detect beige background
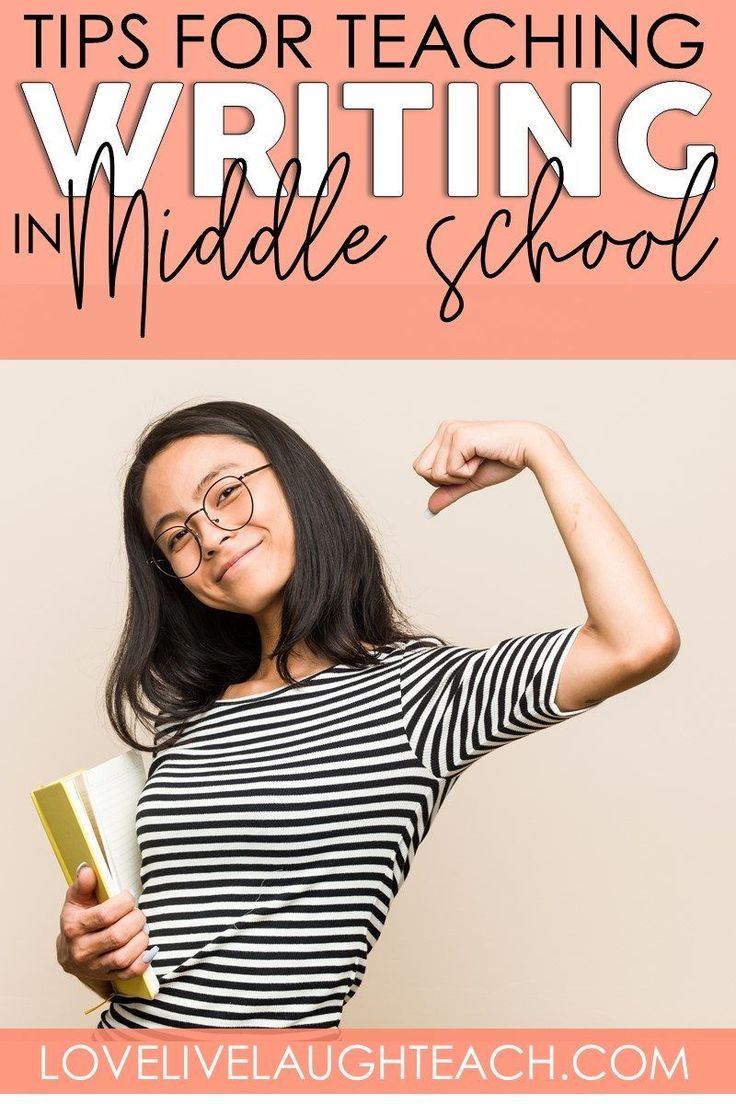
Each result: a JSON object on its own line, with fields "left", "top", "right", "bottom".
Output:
{"left": 3, "top": 359, "right": 734, "bottom": 1028}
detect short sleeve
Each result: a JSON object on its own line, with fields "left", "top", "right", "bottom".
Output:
{"left": 399, "top": 625, "right": 594, "bottom": 780}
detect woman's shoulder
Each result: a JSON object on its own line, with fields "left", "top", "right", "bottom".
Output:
{"left": 385, "top": 634, "right": 447, "bottom": 655}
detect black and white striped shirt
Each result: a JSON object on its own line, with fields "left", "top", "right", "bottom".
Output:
{"left": 98, "top": 625, "right": 592, "bottom": 1029}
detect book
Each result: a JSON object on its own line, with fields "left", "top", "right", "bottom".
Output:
{"left": 31, "top": 748, "right": 159, "bottom": 1001}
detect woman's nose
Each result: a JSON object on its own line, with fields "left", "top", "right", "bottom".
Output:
{"left": 186, "top": 511, "right": 229, "bottom": 553}
{"left": 200, "top": 523, "right": 233, "bottom": 555}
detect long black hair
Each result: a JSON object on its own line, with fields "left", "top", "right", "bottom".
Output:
{"left": 105, "top": 399, "right": 438, "bottom": 752}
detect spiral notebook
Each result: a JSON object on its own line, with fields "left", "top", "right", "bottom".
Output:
{"left": 31, "top": 748, "right": 159, "bottom": 1002}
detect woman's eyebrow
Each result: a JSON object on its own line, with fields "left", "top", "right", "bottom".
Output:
{"left": 152, "top": 462, "right": 240, "bottom": 537}
{"left": 193, "top": 462, "right": 238, "bottom": 498}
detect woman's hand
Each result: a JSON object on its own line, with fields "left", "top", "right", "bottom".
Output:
{"left": 56, "top": 863, "right": 158, "bottom": 997}
{"left": 413, "top": 419, "right": 551, "bottom": 515}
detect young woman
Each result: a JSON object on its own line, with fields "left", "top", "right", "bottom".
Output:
{"left": 56, "top": 400, "right": 680, "bottom": 1029}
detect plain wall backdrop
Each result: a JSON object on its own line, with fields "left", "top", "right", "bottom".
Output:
{"left": 4, "top": 358, "right": 734, "bottom": 1027}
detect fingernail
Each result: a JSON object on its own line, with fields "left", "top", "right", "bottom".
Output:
{"left": 142, "top": 946, "right": 159, "bottom": 963}
{"left": 423, "top": 507, "right": 436, "bottom": 519}
{"left": 128, "top": 887, "right": 138, "bottom": 902}
{"left": 75, "top": 861, "right": 89, "bottom": 875}
{"left": 143, "top": 922, "right": 150, "bottom": 935}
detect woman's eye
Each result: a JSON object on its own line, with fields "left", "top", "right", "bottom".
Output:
{"left": 168, "top": 529, "right": 188, "bottom": 552}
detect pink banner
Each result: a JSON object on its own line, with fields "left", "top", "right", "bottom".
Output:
{"left": 1, "top": 1, "right": 733, "bottom": 356}
{"left": 1, "top": 1027, "right": 735, "bottom": 1093}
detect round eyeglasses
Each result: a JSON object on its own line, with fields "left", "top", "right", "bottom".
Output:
{"left": 149, "top": 463, "right": 272, "bottom": 579}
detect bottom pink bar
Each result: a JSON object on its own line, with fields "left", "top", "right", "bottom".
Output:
{"left": 0, "top": 1027, "right": 734, "bottom": 1093}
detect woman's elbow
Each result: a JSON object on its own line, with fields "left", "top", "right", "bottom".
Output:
{"left": 624, "top": 618, "right": 681, "bottom": 680}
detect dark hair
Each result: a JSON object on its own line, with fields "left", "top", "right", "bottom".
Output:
{"left": 105, "top": 399, "right": 439, "bottom": 752}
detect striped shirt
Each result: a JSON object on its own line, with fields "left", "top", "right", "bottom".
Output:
{"left": 98, "top": 624, "right": 593, "bottom": 1029}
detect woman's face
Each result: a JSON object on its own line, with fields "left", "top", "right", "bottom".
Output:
{"left": 140, "top": 434, "right": 296, "bottom": 616}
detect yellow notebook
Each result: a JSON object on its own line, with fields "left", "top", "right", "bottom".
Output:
{"left": 31, "top": 748, "right": 159, "bottom": 1002}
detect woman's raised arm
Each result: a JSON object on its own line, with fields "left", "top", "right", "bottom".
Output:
{"left": 413, "top": 419, "right": 681, "bottom": 713}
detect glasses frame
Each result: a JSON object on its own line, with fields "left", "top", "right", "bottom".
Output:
{"left": 149, "top": 462, "right": 272, "bottom": 580}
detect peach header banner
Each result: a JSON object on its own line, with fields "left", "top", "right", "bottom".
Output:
{"left": 0, "top": 0, "right": 734, "bottom": 358}
{"left": 0, "top": 1028, "right": 734, "bottom": 1094}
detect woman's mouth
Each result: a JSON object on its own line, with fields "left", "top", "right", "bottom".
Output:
{"left": 218, "top": 541, "right": 262, "bottom": 581}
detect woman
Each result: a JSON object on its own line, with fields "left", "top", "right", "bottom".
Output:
{"left": 56, "top": 400, "right": 679, "bottom": 1028}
